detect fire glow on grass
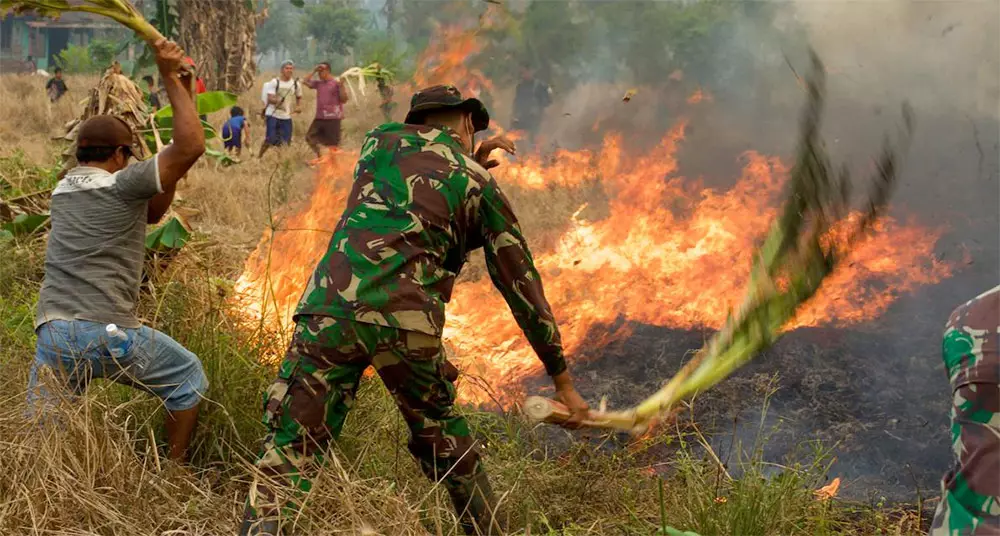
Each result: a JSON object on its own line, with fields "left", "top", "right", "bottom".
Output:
{"left": 234, "top": 116, "right": 953, "bottom": 404}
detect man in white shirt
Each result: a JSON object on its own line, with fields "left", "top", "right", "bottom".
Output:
{"left": 258, "top": 60, "right": 302, "bottom": 157}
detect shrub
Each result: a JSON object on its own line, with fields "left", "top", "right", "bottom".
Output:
{"left": 54, "top": 43, "right": 95, "bottom": 73}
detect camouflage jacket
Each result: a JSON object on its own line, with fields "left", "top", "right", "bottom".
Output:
{"left": 943, "top": 285, "right": 999, "bottom": 388}
{"left": 931, "top": 285, "right": 1000, "bottom": 535}
{"left": 295, "top": 123, "right": 566, "bottom": 376}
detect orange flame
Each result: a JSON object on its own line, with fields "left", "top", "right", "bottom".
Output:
{"left": 687, "top": 88, "right": 712, "bottom": 104}
{"left": 234, "top": 26, "right": 954, "bottom": 404}
{"left": 815, "top": 477, "right": 842, "bottom": 501}
{"left": 235, "top": 120, "right": 953, "bottom": 402}
{"left": 234, "top": 150, "right": 357, "bottom": 338}
{"left": 409, "top": 25, "right": 493, "bottom": 100}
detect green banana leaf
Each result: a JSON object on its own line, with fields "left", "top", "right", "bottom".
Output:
{"left": 141, "top": 117, "right": 218, "bottom": 153}
{"left": 205, "top": 148, "right": 239, "bottom": 167}
{"left": 145, "top": 217, "right": 190, "bottom": 252}
{"left": 154, "top": 91, "right": 239, "bottom": 120}
{"left": 1, "top": 213, "right": 50, "bottom": 235}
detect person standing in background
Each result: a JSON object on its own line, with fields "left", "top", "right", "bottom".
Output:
{"left": 511, "top": 65, "right": 552, "bottom": 145}
{"left": 258, "top": 60, "right": 301, "bottom": 158}
{"left": 303, "top": 61, "right": 348, "bottom": 157}
{"left": 142, "top": 75, "right": 162, "bottom": 112}
{"left": 183, "top": 57, "right": 207, "bottom": 121}
{"left": 45, "top": 68, "right": 68, "bottom": 102}
{"left": 378, "top": 77, "right": 394, "bottom": 122}
{"left": 375, "top": 64, "right": 395, "bottom": 122}
{"left": 23, "top": 55, "right": 36, "bottom": 75}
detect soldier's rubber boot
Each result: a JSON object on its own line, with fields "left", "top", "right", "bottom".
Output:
{"left": 450, "top": 469, "right": 505, "bottom": 535}
{"left": 238, "top": 514, "right": 281, "bottom": 536}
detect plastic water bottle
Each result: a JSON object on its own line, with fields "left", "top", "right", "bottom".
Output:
{"left": 105, "top": 324, "right": 130, "bottom": 359}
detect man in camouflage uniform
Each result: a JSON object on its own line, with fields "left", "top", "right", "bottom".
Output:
{"left": 931, "top": 285, "right": 999, "bottom": 535}
{"left": 240, "top": 85, "right": 590, "bottom": 536}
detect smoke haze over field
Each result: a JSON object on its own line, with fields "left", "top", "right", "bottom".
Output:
{"left": 795, "top": 0, "right": 999, "bottom": 118}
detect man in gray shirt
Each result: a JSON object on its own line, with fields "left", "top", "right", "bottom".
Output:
{"left": 28, "top": 39, "right": 207, "bottom": 462}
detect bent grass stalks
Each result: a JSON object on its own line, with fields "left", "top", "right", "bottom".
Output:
{"left": 525, "top": 48, "right": 915, "bottom": 434}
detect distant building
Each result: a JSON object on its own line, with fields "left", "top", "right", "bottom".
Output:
{"left": 0, "top": 12, "right": 120, "bottom": 73}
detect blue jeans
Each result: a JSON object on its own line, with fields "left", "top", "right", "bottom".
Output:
{"left": 28, "top": 320, "right": 208, "bottom": 412}
{"left": 265, "top": 116, "right": 293, "bottom": 146}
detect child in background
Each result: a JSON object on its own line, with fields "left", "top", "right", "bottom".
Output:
{"left": 222, "top": 106, "right": 250, "bottom": 157}
{"left": 142, "top": 75, "right": 162, "bottom": 111}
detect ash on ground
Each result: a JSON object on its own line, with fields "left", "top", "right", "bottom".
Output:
{"left": 518, "top": 255, "right": 996, "bottom": 503}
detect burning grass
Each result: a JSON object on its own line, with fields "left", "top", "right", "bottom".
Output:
{"left": 0, "top": 148, "right": 929, "bottom": 534}
{"left": 0, "top": 237, "right": 926, "bottom": 535}
{"left": 0, "top": 70, "right": 939, "bottom": 534}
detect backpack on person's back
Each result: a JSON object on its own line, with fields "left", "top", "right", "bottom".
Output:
{"left": 261, "top": 78, "right": 299, "bottom": 119}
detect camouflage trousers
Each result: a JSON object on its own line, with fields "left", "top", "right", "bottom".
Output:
{"left": 930, "top": 381, "right": 1000, "bottom": 535}
{"left": 243, "top": 315, "right": 501, "bottom": 535}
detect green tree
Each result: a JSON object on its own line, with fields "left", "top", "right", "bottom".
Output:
{"left": 88, "top": 39, "right": 119, "bottom": 69}
{"left": 258, "top": 1, "right": 304, "bottom": 58}
{"left": 355, "top": 30, "right": 407, "bottom": 77}
{"left": 302, "top": 0, "right": 364, "bottom": 58}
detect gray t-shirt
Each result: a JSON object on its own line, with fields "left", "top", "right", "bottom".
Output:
{"left": 35, "top": 156, "right": 162, "bottom": 329}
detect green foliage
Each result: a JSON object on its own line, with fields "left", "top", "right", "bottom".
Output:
{"left": 143, "top": 91, "right": 236, "bottom": 153}
{"left": 302, "top": 0, "right": 363, "bottom": 57}
{"left": 145, "top": 217, "right": 190, "bottom": 252}
{"left": 355, "top": 31, "right": 406, "bottom": 78}
{"left": 204, "top": 147, "right": 240, "bottom": 167}
{"left": 154, "top": 91, "right": 239, "bottom": 119}
{"left": 0, "top": 150, "right": 61, "bottom": 197}
{"left": 54, "top": 43, "right": 97, "bottom": 73}
{"left": 511, "top": 0, "right": 585, "bottom": 82}
{"left": 1, "top": 213, "right": 49, "bottom": 235}
{"left": 129, "top": 0, "right": 180, "bottom": 76}
{"left": 88, "top": 38, "right": 119, "bottom": 68}
{"left": 257, "top": 0, "right": 303, "bottom": 56}
{"left": 142, "top": 117, "right": 219, "bottom": 154}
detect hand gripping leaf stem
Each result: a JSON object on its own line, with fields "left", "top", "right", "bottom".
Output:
{"left": 1, "top": 0, "right": 164, "bottom": 45}
{"left": 524, "top": 49, "right": 915, "bottom": 434}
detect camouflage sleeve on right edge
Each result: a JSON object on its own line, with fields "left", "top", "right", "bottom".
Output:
{"left": 478, "top": 177, "right": 567, "bottom": 377}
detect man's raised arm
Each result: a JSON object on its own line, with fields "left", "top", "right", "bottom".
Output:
{"left": 147, "top": 39, "right": 205, "bottom": 223}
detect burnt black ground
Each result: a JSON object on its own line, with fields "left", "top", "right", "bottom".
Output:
{"left": 517, "top": 246, "right": 996, "bottom": 503}
{"left": 510, "top": 83, "right": 999, "bottom": 503}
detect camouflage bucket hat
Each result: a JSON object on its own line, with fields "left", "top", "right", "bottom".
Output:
{"left": 405, "top": 85, "right": 490, "bottom": 132}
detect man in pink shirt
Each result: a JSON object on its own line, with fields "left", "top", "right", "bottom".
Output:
{"left": 304, "top": 62, "right": 348, "bottom": 157}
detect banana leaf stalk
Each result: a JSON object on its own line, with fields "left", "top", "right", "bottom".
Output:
{"left": 340, "top": 63, "right": 394, "bottom": 105}
{"left": 525, "top": 49, "right": 914, "bottom": 434}
{"left": 1, "top": 0, "right": 164, "bottom": 45}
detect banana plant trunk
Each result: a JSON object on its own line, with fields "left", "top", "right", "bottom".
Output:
{"left": 178, "top": 0, "right": 260, "bottom": 94}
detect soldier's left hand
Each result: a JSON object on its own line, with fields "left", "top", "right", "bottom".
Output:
{"left": 475, "top": 135, "right": 516, "bottom": 170}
